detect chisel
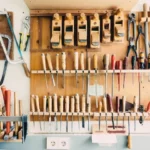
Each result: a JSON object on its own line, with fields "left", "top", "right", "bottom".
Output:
{"left": 133, "top": 96, "right": 138, "bottom": 131}
{"left": 53, "top": 94, "right": 58, "bottom": 130}
{"left": 87, "top": 97, "right": 91, "bottom": 131}
{"left": 93, "top": 54, "right": 98, "bottom": 108}
{"left": 123, "top": 57, "right": 128, "bottom": 88}
{"left": 31, "top": 95, "right": 35, "bottom": 127}
{"left": 116, "top": 96, "right": 119, "bottom": 128}
{"left": 75, "top": 94, "right": 80, "bottom": 130}
{"left": 111, "top": 54, "right": 115, "bottom": 98}
{"left": 46, "top": 53, "right": 56, "bottom": 86}
{"left": 48, "top": 96, "right": 52, "bottom": 131}
{"left": 122, "top": 96, "right": 126, "bottom": 129}
{"left": 80, "top": 52, "right": 85, "bottom": 90}
{"left": 74, "top": 51, "right": 79, "bottom": 88}
{"left": 148, "top": 53, "right": 150, "bottom": 81}
{"left": 103, "top": 96, "right": 107, "bottom": 131}
{"left": 35, "top": 95, "right": 42, "bottom": 130}
{"left": 81, "top": 95, "right": 85, "bottom": 128}
{"left": 128, "top": 115, "right": 132, "bottom": 149}
{"left": 56, "top": 54, "right": 59, "bottom": 88}
{"left": 71, "top": 96, "right": 75, "bottom": 132}
{"left": 131, "top": 56, "right": 136, "bottom": 84}
{"left": 59, "top": 96, "right": 64, "bottom": 132}
{"left": 87, "top": 58, "right": 91, "bottom": 104}
{"left": 41, "top": 53, "right": 48, "bottom": 88}
{"left": 65, "top": 96, "right": 69, "bottom": 132}
{"left": 62, "top": 52, "right": 66, "bottom": 88}
{"left": 43, "top": 96, "right": 47, "bottom": 130}
{"left": 98, "top": 100, "right": 102, "bottom": 131}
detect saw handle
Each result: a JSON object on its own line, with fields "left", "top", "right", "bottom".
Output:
{"left": 80, "top": 52, "right": 84, "bottom": 70}
{"left": 56, "top": 54, "right": 59, "bottom": 70}
{"left": 46, "top": 53, "right": 53, "bottom": 71}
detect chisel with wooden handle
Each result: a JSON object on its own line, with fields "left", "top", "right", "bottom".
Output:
{"left": 53, "top": 94, "right": 58, "bottom": 130}
{"left": 48, "top": 95, "right": 52, "bottom": 131}
{"left": 59, "top": 96, "right": 64, "bottom": 131}
{"left": 31, "top": 95, "right": 35, "bottom": 127}
{"left": 56, "top": 54, "right": 59, "bottom": 88}
{"left": 62, "top": 52, "right": 66, "bottom": 88}
{"left": 111, "top": 54, "right": 115, "bottom": 98}
{"left": 80, "top": 52, "right": 85, "bottom": 90}
{"left": 65, "top": 96, "right": 69, "bottom": 132}
{"left": 75, "top": 94, "right": 80, "bottom": 130}
{"left": 43, "top": 96, "right": 47, "bottom": 130}
{"left": 98, "top": 100, "right": 102, "bottom": 131}
{"left": 74, "top": 52, "right": 79, "bottom": 88}
{"left": 87, "top": 58, "right": 91, "bottom": 104}
{"left": 81, "top": 95, "right": 85, "bottom": 128}
{"left": 71, "top": 96, "right": 75, "bottom": 132}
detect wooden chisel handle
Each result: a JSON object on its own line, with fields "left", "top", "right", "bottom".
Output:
{"left": 143, "top": 3, "right": 148, "bottom": 18}
{"left": 93, "top": 54, "right": 98, "bottom": 70}
{"left": 111, "top": 54, "right": 115, "bottom": 70}
{"left": 35, "top": 95, "right": 40, "bottom": 112}
{"left": 1, "top": 86, "right": 6, "bottom": 106}
{"left": 88, "top": 58, "right": 91, "bottom": 71}
{"left": 43, "top": 96, "right": 47, "bottom": 112}
{"left": 71, "top": 96, "right": 75, "bottom": 113}
{"left": 41, "top": 53, "right": 47, "bottom": 71}
{"left": 133, "top": 96, "right": 138, "bottom": 113}
{"left": 62, "top": 52, "right": 66, "bottom": 70}
{"left": 14, "top": 92, "right": 19, "bottom": 116}
{"left": 128, "top": 135, "right": 132, "bottom": 149}
{"left": 46, "top": 53, "right": 53, "bottom": 71}
{"left": 107, "top": 94, "right": 113, "bottom": 112}
{"left": 59, "top": 96, "right": 64, "bottom": 113}
{"left": 65, "top": 96, "right": 69, "bottom": 113}
{"left": 80, "top": 52, "right": 84, "bottom": 70}
{"left": 103, "top": 54, "right": 110, "bottom": 70}
{"left": 74, "top": 52, "right": 79, "bottom": 70}
{"left": 53, "top": 94, "right": 58, "bottom": 112}
{"left": 19, "top": 100, "right": 22, "bottom": 116}
{"left": 48, "top": 96, "right": 52, "bottom": 113}
{"left": 81, "top": 95, "right": 86, "bottom": 113}
{"left": 75, "top": 94, "right": 80, "bottom": 112}
{"left": 122, "top": 96, "right": 126, "bottom": 113}
{"left": 98, "top": 100, "right": 102, "bottom": 113}
{"left": 103, "top": 97, "right": 107, "bottom": 113}
{"left": 56, "top": 54, "right": 59, "bottom": 70}
{"left": 31, "top": 95, "right": 35, "bottom": 113}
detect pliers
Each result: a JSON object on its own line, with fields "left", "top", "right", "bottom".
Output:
{"left": 127, "top": 37, "right": 137, "bottom": 58}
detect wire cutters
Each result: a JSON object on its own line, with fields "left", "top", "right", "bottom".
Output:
{"left": 127, "top": 37, "right": 137, "bottom": 58}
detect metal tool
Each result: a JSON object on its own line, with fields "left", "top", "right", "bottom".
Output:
{"left": 93, "top": 54, "right": 98, "bottom": 108}
{"left": 116, "top": 96, "right": 119, "bottom": 128}
{"left": 31, "top": 95, "right": 35, "bottom": 127}
{"left": 103, "top": 96, "right": 107, "bottom": 131}
{"left": 87, "top": 97, "right": 91, "bottom": 131}
{"left": 41, "top": 53, "right": 48, "bottom": 88}
{"left": 98, "top": 100, "right": 102, "bottom": 131}
{"left": 48, "top": 96, "right": 52, "bottom": 131}
{"left": 80, "top": 52, "right": 85, "bottom": 90}
{"left": 123, "top": 57, "right": 128, "bottom": 88}
{"left": 65, "top": 96, "right": 69, "bottom": 132}
{"left": 122, "top": 96, "right": 126, "bottom": 129}
{"left": 128, "top": 115, "right": 132, "bottom": 149}
{"left": 71, "top": 96, "right": 75, "bottom": 132}
{"left": 131, "top": 56, "right": 136, "bottom": 84}
{"left": 53, "top": 94, "right": 58, "bottom": 130}
{"left": 87, "top": 58, "right": 91, "bottom": 104}
{"left": 75, "top": 94, "right": 80, "bottom": 130}
{"left": 81, "top": 95, "right": 86, "bottom": 128}
{"left": 35, "top": 95, "right": 42, "bottom": 131}
{"left": 111, "top": 54, "right": 115, "bottom": 98}
{"left": 74, "top": 52, "right": 79, "bottom": 88}
{"left": 43, "top": 96, "right": 47, "bottom": 130}
{"left": 128, "top": 13, "right": 136, "bottom": 40}
{"left": 59, "top": 96, "right": 64, "bottom": 132}
{"left": 116, "top": 60, "right": 122, "bottom": 91}
{"left": 148, "top": 53, "right": 150, "bottom": 81}
{"left": 56, "top": 54, "right": 59, "bottom": 88}
{"left": 62, "top": 52, "right": 66, "bottom": 88}
{"left": 46, "top": 53, "right": 56, "bottom": 86}
{"left": 133, "top": 96, "right": 138, "bottom": 131}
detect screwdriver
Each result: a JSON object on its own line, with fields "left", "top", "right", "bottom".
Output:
{"left": 41, "top": 53, "right": 48, "bottom": 88}
{"left": 116, "top": 96, "right": 119, "bottom": 128}
{"left": 87, "top": 96, "right": 91, "bottom": 131}
{"left": 116, "top": 60, "right": 122, "bottom": 91}
{"left": 98, "top": 100, "right": 102, "bottom": 131}
{"left": 74, "top": 52, "right": 79, "bottom": 88}
{"left": 122, "top": 96, "right": 126, "bottom": 129}
{"left": 75, "top": 93, "right": 80, "bottom": 130}
{"left": 80, "top": 52, "right": 85, "bottom": 90}
{"left": 81, "top": 95, "right": 86, "bottom": 128}
{"left": 31, "top": 95, "right": 35, "bottom": 127}
{"left": 128, "top": 115, "right": 132, "bottom": 149}
{"left": 53, "top": 94, "right": 58, "bottom": 130}
{"left": 65, "top": 96, "right": 69, "bottom": 132}
{"left": 46, "top": 53, "right": 56, "bottom": 86}
{"left": 62, "top": 52, "right": 66, "bottom": 88}
{"left": 71, "top": 96, "right": 75, "bottom": 132}
{"left": 35, "top": 95, "right": 42, "bottom": 130}
{"left": 43, "top": 95, "right": 47, "bottom": 130}
{"left": 133, "top": 96, "right": 138, "bottom": 131}
{"left": 48, "top": 96, "right": 52, "bottom": 131}
{"left": 103, "top": 96, "right": 107, "bottom": 131}
{"left": 131, "top": 56, "right": 136, "bottom": 84}
{"left": 59, "top": 96, "right": 64, "bottom": 132}
{"left": 87, "top": 58, "right": 91, "bottom": 104}
{"left": 93, "top": 54, "right": 98, "bottom": 108}
{"left": 123, "top": 57, "right": 128, "bottom": 88}
{"left": 148, "top": 53, "right": 150, "bottom": 82}
{"left": 56, "top": 54, "right": 59, "bottom": 88}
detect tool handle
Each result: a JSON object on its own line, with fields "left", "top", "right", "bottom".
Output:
{"left": 93, "top": 54, "right": 98, "bottom": 70}
{"left": 46, "top": 53, "right": 53, "bottom": 71}
{"left": 62, "top": 52, "right": 66, "bottom": 70}
{"left": 128, "top": 135, "right": 132, "bottom": 149}
{"left": 56, "top": 54, "right": 59, "bottom": 70}
{"left": 111, "top": 54, "right": 115, "bottom": 70}
{"left": 19, "top": 100, "right": 22, "bottom": 116}
{"left": 98, "top": 100, "right": 102, "bottom": 112}
{"left": 53, "top": 94, "right": 58, "bottom": 112}
{"left": 1, "top": 85, "right": 6, "bottom": 106}
{"left": 123, "top": 57, "right": 128, "bottom": 69}
{"left": 133, "top": 96, "right": 138, "bottom": 113}
{"left": 139, "top": 52, "right": 145, "bottom": 69}
{"left": 65, "top": 96, "right": 69, "bottom": 113}
{"left": 35, "top": 95, "right": 40, "bottom": 112}
{"left": 103, "top": 54, "right": 109, "bottom": 70}
{"left": 131, "top": 56, "right": 136, "bottom": 70}
{"left": 122, "top": 96, "right": 126, "bottom": 113}
{"left": 107, "top": 94, "right": 113, "bottom": 112}
{"left": 71, "top": 96, "right": 75, "bottom": 113}
{"left": 118, "top": 60, "right": 122, "bottom": 70}
{"left": 80, "top": 52, "right": 84, "bottom": 70}
{"left": 41, "top": 53, "right": 47, "bottom": 71}
{"left": 81, "top": 95, "right": 86, "bottom": 113}
{"left": 74, "top": 52, "right": 79, "bottom": 70}
{"left": 75, "top": 94, "right": 80, "bottom": 112}
{"left": 31, "top": 95, "right": 35, "bottom": 112}
{"left": 48, "top": 96, "right": 52, "bottom": 113}
{"left": 103, "top": 97, "right": 107, "bottom": 113}
{"left": 14, "top": 92, "right": 18, "bottom": 116}
{"left": 22, "top": 63, "right": 30, "bottom": 77}
{"left": 116, "top": 96, "right": 119, "bottom": 113}
{"left": 43, "top": 96, "right": 47, "bottom": 112}
{"left": 87, "top": 97, "right": 91, "bottom": 113}
{"left": 88, "top": 58, "right": 91, "bottom": 71}
{"left": 143, "top": 3, "right": 148, "bottom": 18}
{"left": 59, "top": 96, "right": 64, "bottom": 113}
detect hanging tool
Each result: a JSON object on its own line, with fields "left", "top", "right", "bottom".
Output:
{"left": 53, "top": 94, "right": 58, "bottom": 130}
{"left": 127, "top": 13, "right": 136, "bottom": 41}
{"left": 103, "top": 96, "right": 107, "bottom": 131}
{"left": 59, "top": 96, "right": 64, "bottom": 132}
{"left": 56, "top": 54, "right": 59, "bottom": 88}
{"left": 128, "top": 115, "right": 132, "bottom": 149}
{"left": 80, "top": 52, "right": 85, "bottom": 90}
{"left": 31, "top": 95, "right": 35, "bottom": 127}
{"left": 46, "top": 53, "right": 56, "bottom": 87}
{"left": 87, "top": 58, "right": 91, "bottom": 104}
{"left": 74, "top": 52, "right": 79, "bottom": 88}
{"left": 81, "top": 95, "right": 86, "bottom": 128}
{"left": 71, "top": 96, "right": 75, "bottom": 132}
{"left": 41, "top": 53, "right": 48, "bottom": 88}
{"left": 133, "top": 96, "right": 138, "bottom": 131}
{"left": 75, "top": 94, "right": 80, "bottom": 130}
{"left": 62, "top": 52, "right": 66, "bottom": 88}
{"left": 131, "top": 56, "right": 136, "bottom": 84}
{"left": 87, "top": 97, "right": 91, "bottom": 131}
{"left": 65, "top": 96, "right": 69, "bottom": 132}
{"left": 98, "top": 100, "right": 102, "bottom": 131}
{"left": 116, "top": 60, "right": 122, "bottom": 91}
{"left": 122, "top": 96, "right": 126, "bottom": 129}
{"left": 123, "top": 57, "right": 128, "bottom": 88}
{"left": 48, "top": 96, "right": 52, "bottom": 131}
{"left": 148, "top": 53, "right": 150, "bottom": 82}
{"left": 35, "top": 95, "right": 42, "bottom": 131}
{"left": 116, "top": 96, "right": 119, "bottom": 128}
{"left": 94, "top": 54, "right": 98, "bottom": 108}
{"left": 43, "top": 96, "right": 47, "bottom": 130}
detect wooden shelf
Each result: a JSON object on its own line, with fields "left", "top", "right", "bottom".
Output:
{"left": 0, "top": 139, "right": 22, "bottom": 143}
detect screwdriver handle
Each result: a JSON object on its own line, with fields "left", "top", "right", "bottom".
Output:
{"left": 98, "top": 100, "right": 102, "bottom": 112}
{"left": 46, "top": 53, "right": 53, "bottom": 71}
{"left": 48, "top": 96, "right": 52, "bottom": 113}
{"left": 116, "top": 96, "right": 119, "bottom": 113}
{"left": 56, "top": 54, "right": 59, "bottom": 70}
{"left": 122, "top": 96, "right": 126, "bottom": 113}
{"left": 14, "top": 92, "right": 18, "bottom": 116}
{"left": 31, "top": 95, "right": 35, "bottom": 112}
{"left": 143, "top": 3, "right": 148, "bottom": 18}
{"left": 19, "top": 100, "right": 22, "bottom": 116}
{"left": 87, "top": 97, "right": 91, "bottom": 113}
{"left": 93, "top": 54, "right": 98, "bottom": 70}
{"left": 128, "top": 135, "right": 132, "bottom": 149}
{"left": 81, "top": 95, "right": 86, "bottom": 113}
{"left": 131, "top": 56, "right": 136, "bottom": 70}
{"left": 148, "top": 53, "right": 150, "bottom": 69}
{"left": 41, "top": 53, "right": 47, "bottom": 71}
{"left": 80, "top": 52, "right": 84, "bottom": 70}
{"left": 59, "top": 96, "right": 64, "bottom": 113}
{"left": 43, "top": 96, "right": 47, "bottom": 112}
{"left": 111, "top": 54, "right": 116, "bottom": 70}
{"left": 103, "top": 97, "right": 107, "bottom": 113}
{"left": 123, "top": 57, "right": 128, "bottom": 69}
{"left": 88, "top": 58, "right": 91, "bottom": 71}
{"left": 74, "top": 51, "right": 79, "bottom": 70}
{"left": 118, "top": 60, "right": 122, "bottom": 70}
{"left": 65, "top": 96, "right": 69, "bottom": 113}
{"left": 103, "top": 54, "right": 110, "bottom": 70}
{"left": 53, "top": 94, "right": 58, "bottom": 112}
{"left": 62, "top": 52, "right": 66, "bottom": 70}
{"left": 35, "top": 95, "right": 40, "bottom": 112}
{"left": 107, "top": 94, "right": 113, "bottom": 112}
{"left": 133, "top": 96, "right": 138, "bottom": 113}
{"left": 75, "top": 94, "right": 80, "bottom": 113}
{"left": 71, "top": 96, "right": 75, "bottom": 113}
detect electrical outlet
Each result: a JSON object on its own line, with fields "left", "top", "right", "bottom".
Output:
{"left": 47, "top": 137, "right": 59, "bottom": 149}
{"left": 58, "top": 138, "right": 70, "bottom": 150}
